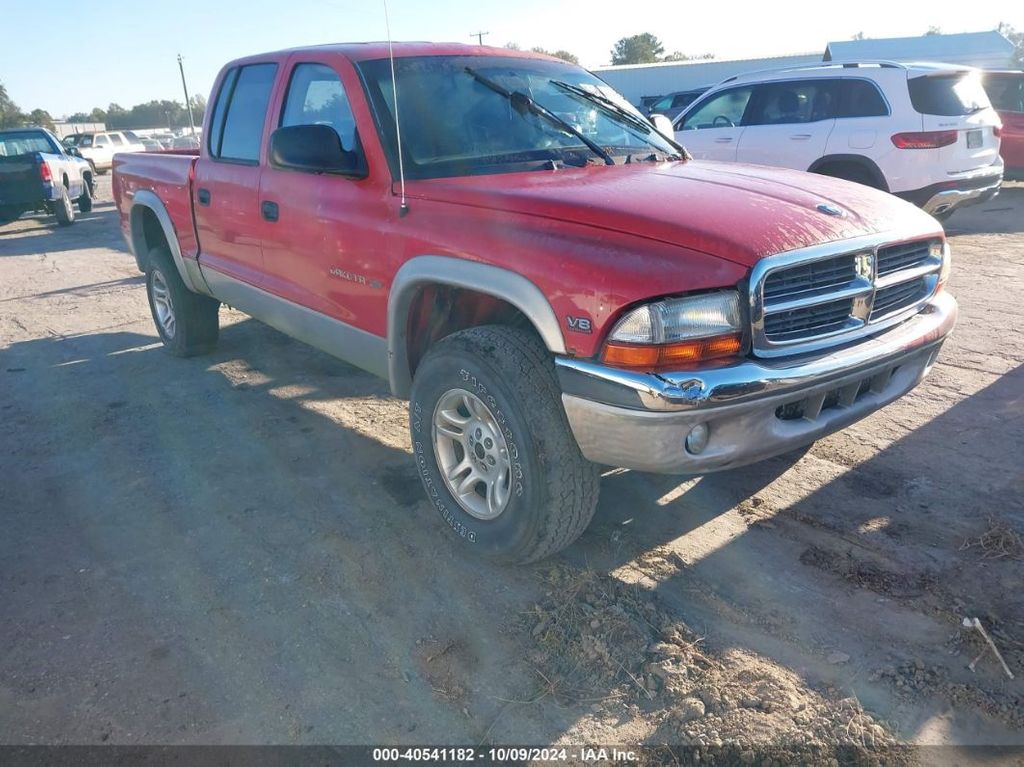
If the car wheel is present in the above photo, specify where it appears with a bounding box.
[409,325,600,564]
[77,177,93,213]
[816,163,880,190]
[54,185,75,226]
[145,246,220,356]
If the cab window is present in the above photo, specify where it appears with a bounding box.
[678,87,753,130]
[109,134,124,146]
[214,63,278,163]
[280,62,358,151]
[95,135,109,146]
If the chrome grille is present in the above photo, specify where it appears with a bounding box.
[751,234,944,357]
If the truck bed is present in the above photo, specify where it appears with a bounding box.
[112,150,199,259]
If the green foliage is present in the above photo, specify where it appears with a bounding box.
[27,109,54,130]
[611,33,664,65]
[997,22,1024,67]
[0,82,25,129]
[529,46,580,64]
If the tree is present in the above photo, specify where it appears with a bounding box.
[610,33,664,65]
[852,31,866,41]
[67,112,91,123]
[662,51,714,62]
[997,22,1024,67]
[529,46,579,64]
[925,26,942,36]
[88,107,107,123]
[27,109,54,130]
[105,103,129,129]
[0,81,25,129]
[504,42,521,50]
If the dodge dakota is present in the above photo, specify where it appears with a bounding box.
[113,43,957,563]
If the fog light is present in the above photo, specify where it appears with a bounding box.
[685,423,709,455]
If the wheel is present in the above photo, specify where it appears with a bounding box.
[409,326,600,563]
[77,177,93,213]
[145,246,220,356]
[815,163,880,190]
[54,185,75,226]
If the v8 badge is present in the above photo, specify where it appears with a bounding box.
[566,315,592,334]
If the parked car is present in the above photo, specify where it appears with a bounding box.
[74,130,145,173]
[170,134,200,150]
[647,87,710,121]
[139,138,164,151]
[674,61,1004,221]
[0,127,94,226]
[982,70,1024,180]
[113,43,956,563]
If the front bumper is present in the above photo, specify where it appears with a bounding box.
[556,292,957,474]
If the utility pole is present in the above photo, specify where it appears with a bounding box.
[177,54,196,136]
[470,31,489,46]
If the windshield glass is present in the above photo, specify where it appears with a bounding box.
[357,55,679,179]
[0,130,59,157]
[908,73,991,116]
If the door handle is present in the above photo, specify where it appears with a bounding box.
[261,200,279,222]
[714,137,733,143]
[790,134,812,140]
[196,188,211,205]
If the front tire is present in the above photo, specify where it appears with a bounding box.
[77,177,93,212]
[145,246,220,357]
[409,326,600,564]
[54,185,75,226]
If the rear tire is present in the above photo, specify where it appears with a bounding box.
[145,246,220,357]
[409,326,600,564]
[54,185,75,226]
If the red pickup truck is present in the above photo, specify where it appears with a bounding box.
[113,43,957,563]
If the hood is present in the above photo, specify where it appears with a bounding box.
[404,161,941,267]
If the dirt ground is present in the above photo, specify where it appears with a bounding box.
[1,177,1022,758]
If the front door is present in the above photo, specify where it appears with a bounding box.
[673,85,754,162]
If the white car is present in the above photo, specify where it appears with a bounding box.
[73,130,145,174]
[673,61,1003,220]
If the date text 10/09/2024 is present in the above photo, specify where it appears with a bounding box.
[372,747,639,763]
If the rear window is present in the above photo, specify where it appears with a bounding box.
[837,79,888,118]
[0,130,58,156]
[908,73,991,116]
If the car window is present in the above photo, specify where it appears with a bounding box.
[679,87,753,130]
[837,79,889,118]
[109,134,124,146]
[95,135,109,146]
[217,62,278,163]
[653,94,673,111]
[908,73,990,116]
[984,75,1024,113]
[746,80,836,126]
[0,130,59,156]
[78,135,93,147]
[280,62,358,151]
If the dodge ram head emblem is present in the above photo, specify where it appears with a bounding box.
[816,203,846,217]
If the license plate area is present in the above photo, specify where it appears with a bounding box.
[966,129,983,149]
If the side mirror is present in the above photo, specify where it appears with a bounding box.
[269,124,365,177]
[649,113,675,138]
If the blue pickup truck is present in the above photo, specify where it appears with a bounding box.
[0,128,94,226]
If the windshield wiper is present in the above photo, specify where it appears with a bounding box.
[464,67,614,166]
[550,80,688,158]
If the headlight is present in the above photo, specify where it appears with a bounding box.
[602,291,743,369]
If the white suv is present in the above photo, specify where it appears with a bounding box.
[74,131,145,174]
[672,61,1003,220]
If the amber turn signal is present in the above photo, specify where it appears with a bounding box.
[601,333,743,369]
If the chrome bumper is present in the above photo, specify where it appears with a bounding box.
[556,292,957,474]
[922,175,1002,216]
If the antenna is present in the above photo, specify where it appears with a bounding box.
[383,0,409,217]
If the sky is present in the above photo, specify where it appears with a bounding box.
[1,0,1021,117]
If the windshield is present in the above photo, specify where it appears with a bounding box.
[357,55,679,179]
[908,73,991,116]
[0,130,59,157]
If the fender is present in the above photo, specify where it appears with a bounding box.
[387,256,566,398]
[129,190,212,296]
[807,154,889,192]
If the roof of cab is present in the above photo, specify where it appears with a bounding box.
[228,41,561,65]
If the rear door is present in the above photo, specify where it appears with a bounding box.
[908,72,1001,174]
[736,78,837,170]
[673,85,754,161]
[193,62,278,285]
